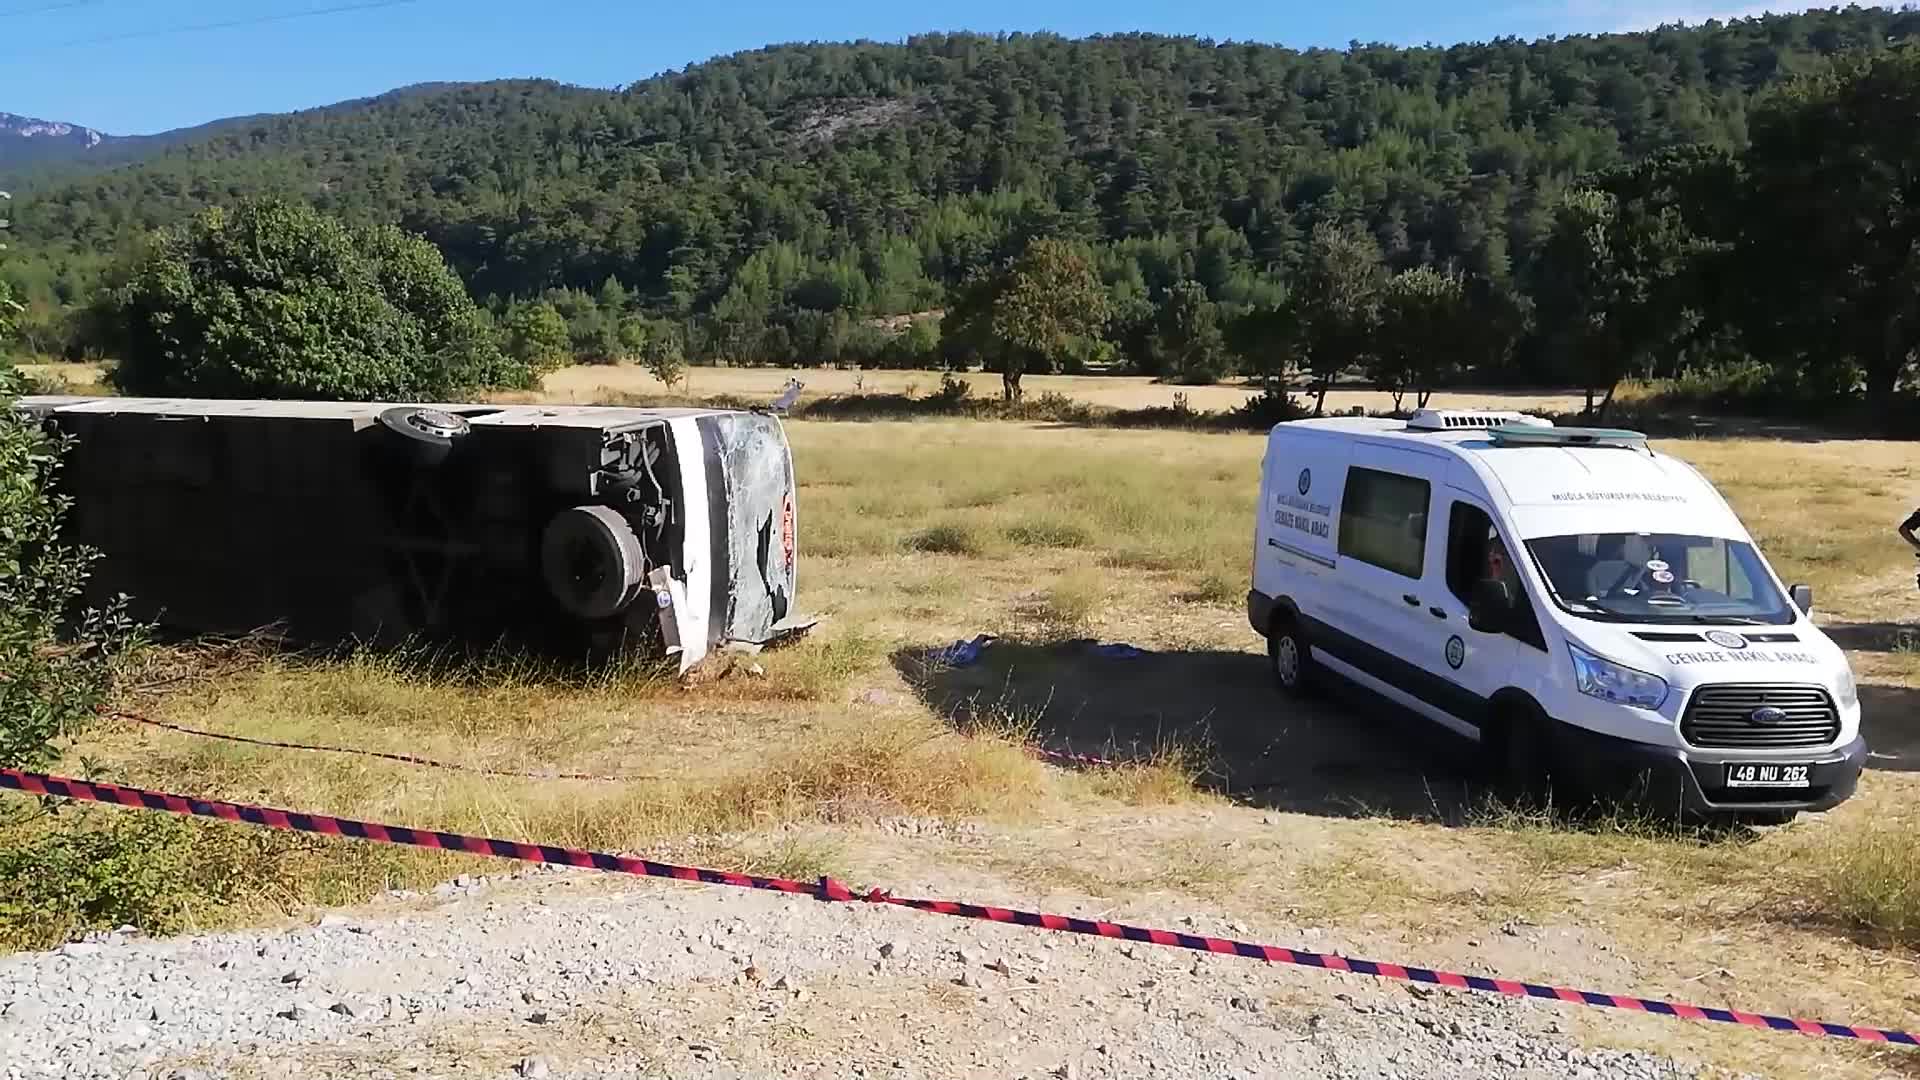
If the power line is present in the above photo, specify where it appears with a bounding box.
[34,0,429,48]
[0,0,103,16]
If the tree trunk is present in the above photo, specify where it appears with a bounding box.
[1312,379,1330,417]
[1595,380,1619,424]
[1583,385,1596,421]
[1416,386,1434,409]
[1003,369,1023,404]
[1390,388,1406,413]
[1869,317,1907,430]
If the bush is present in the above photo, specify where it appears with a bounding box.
[1813,823,1920,948]
[1227,387,1308,429]
[1011,390,1097,424]
[0,366,140,771]
[931,372,973,409]
[905,522,991,556]
[0,813,301,949]
[102,199,529,400]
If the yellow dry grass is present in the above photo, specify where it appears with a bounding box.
[535,362,1593,416]
[11,416,1920,1077]
[13,360,112,395]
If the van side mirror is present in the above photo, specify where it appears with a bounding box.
[1790,583,1814,616]
[1469,579,1516,635]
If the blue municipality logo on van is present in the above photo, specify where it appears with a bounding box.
[1297,468,1312,495]
[1704,630,1749,650]
[1750,706,1788,726]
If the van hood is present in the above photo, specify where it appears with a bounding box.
[1565,621,1846,691]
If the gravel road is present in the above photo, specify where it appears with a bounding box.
[0,861,1756,1080]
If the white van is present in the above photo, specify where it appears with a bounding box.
[1247,409,1866,824]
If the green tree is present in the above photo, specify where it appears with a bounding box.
[0,279,18,348]
[1741,48,1920,418]
[988,239,1110,401]
[1533,188,1701,419]
[639,322,686,390]
[1374,266,1474,411]
[0,271,138,773]
[1153,280,1232,385]
[570,310,624,365]
[617,315,651,359]
[1226,302,1303,393]
[596,276,632,316]
[502,300,571,374]
[103,199,527,400]
[938,266,1001,372]
[1296,222,1385,416]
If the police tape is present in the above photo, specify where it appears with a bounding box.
[0,766,1912,1048]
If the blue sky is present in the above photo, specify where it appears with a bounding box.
[0,0,1849,134]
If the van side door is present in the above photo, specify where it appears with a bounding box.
[1316,445,1443,704]
[1429,493,1550,721]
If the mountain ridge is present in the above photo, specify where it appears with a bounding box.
[6,13,1920,348]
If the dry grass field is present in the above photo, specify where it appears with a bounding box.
[13,358,1594,417]
[536,361,1595,416]
[8,407,1920,1076]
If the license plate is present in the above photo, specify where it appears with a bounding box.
[1725,763,1811,789]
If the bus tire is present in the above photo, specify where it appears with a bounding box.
[540,505,647,620]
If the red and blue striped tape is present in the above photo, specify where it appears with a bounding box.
[1,767,1912,1047]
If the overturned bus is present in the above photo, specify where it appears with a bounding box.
[16,396,809,671]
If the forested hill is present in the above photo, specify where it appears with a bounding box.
[10,8,1920,332]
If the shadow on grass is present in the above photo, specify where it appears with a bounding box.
[893,636,1836,840]
[1862,682,1920,774]
[892,636,1488,822]
[1824,622,1920,654]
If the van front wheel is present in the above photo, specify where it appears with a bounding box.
[1268,616,1317,697]
[1486,702,1554,808]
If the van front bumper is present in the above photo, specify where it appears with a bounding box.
[1543,720,1866,820]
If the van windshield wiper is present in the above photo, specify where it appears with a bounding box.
[1688,614,1769,625]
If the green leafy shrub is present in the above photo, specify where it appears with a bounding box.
[100,198,530,400]
[0,813,304,950]
[0,367,140,770]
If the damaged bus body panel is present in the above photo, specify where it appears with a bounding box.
[16,396,808,671]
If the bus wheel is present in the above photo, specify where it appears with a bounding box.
[540,505,647,620]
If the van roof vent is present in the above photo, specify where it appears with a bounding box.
[1405,408,1554,432]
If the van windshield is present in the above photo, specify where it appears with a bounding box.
[1523,532,1794,626]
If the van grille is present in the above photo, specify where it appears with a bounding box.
[1679,685,1839,749]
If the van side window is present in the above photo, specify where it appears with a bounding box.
[1445,502,1495,605]
[1337,467,1429,578]
[1445,500,1548,652]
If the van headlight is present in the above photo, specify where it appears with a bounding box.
[1568,643,1670,710]
[1836,666,1859,711]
